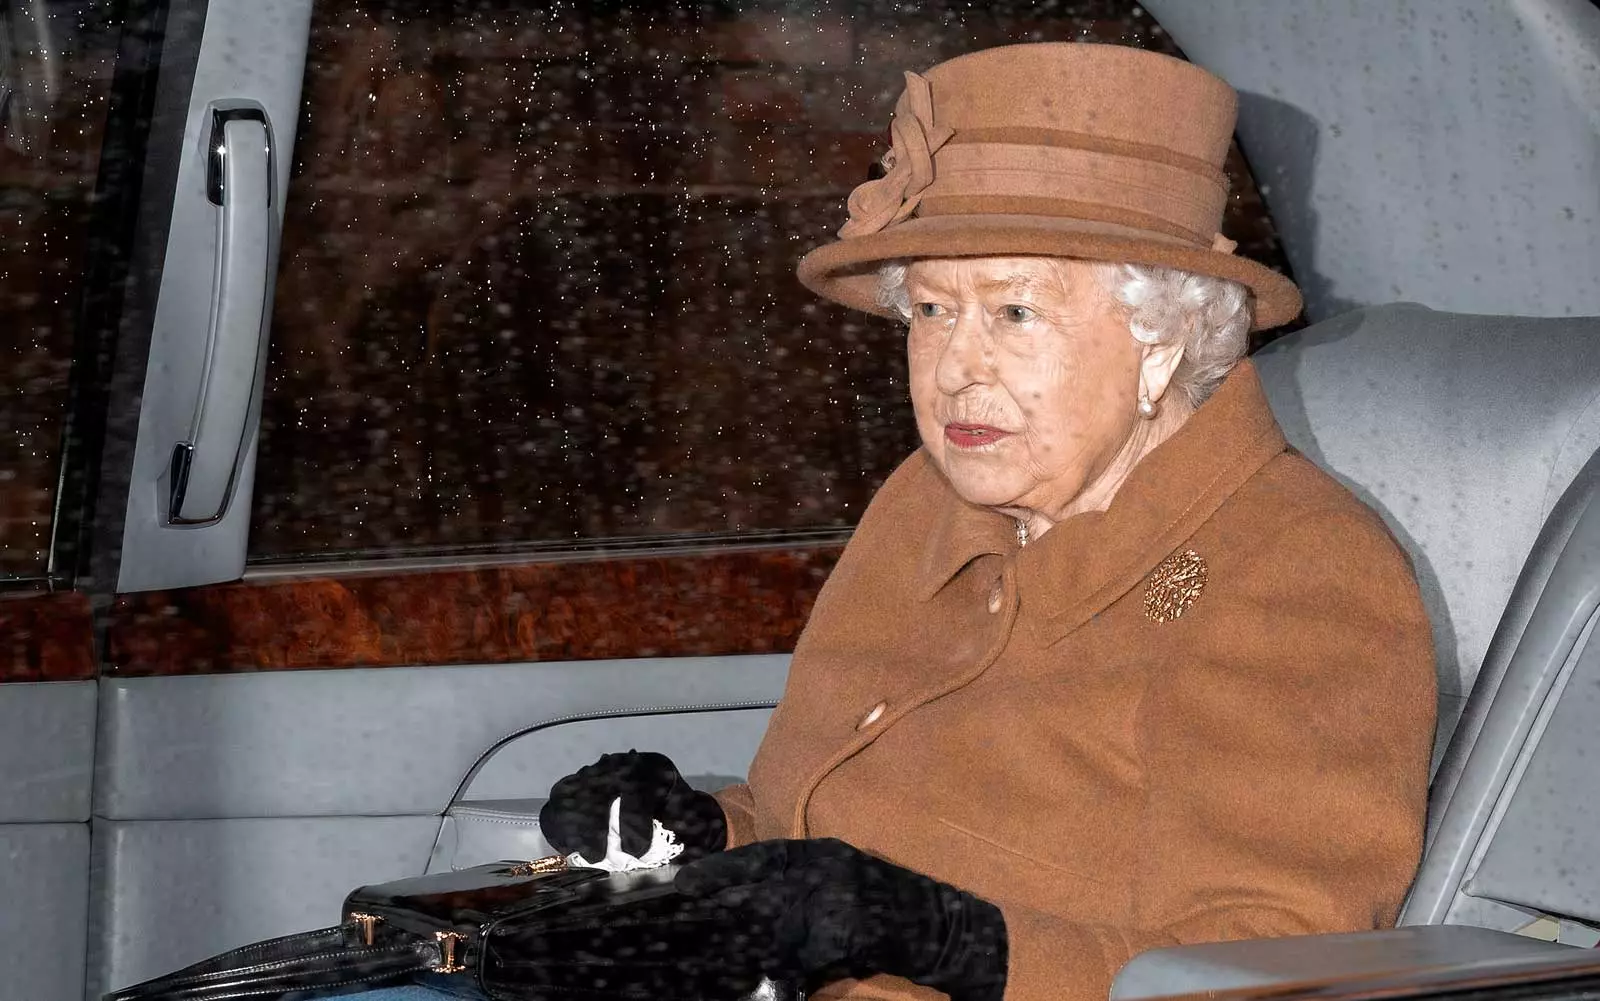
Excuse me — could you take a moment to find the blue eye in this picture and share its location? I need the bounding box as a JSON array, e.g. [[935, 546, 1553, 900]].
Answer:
[[1002, 304, 1036, 323], [914, 302, 944, 319]]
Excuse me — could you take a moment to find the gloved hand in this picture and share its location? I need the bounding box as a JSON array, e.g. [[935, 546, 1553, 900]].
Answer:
[[539, 750, 727, 863], [675, 838, 1007, 1001]]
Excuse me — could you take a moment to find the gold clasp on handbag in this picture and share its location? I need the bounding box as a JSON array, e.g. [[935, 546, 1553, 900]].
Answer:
[[433, 931, 467, 974], [506, 855, 569, 877], [349, 912, 382, 947]]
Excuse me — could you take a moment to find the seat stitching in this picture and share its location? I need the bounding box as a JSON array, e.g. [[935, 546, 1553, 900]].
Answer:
[[1540, 384, 1600, 522]]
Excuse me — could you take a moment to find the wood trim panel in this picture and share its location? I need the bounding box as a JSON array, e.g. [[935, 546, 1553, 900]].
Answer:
[[106, 546, 843, 676], [0, 590, 97, 682]]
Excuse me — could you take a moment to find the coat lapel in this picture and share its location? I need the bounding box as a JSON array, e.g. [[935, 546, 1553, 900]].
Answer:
[[1022, 360, 1287, 644], [911, 360, 1287, 641]]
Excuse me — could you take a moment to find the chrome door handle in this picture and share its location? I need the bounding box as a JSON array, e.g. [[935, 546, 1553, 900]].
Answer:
[[168, 102, 276, 524]]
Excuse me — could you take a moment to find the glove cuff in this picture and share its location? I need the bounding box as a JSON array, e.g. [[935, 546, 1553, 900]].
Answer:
[[672, 788, 729, 858], [919, 891, 1008, 1001]]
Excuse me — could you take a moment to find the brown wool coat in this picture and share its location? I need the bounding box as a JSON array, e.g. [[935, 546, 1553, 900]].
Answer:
[[715, 361, 1438, 1001]]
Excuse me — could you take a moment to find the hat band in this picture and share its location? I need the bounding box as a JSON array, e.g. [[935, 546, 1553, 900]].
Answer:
[[948, 126, 1227, 186], [915, 195, 1207, 245], [919, 142, 1227, 246]]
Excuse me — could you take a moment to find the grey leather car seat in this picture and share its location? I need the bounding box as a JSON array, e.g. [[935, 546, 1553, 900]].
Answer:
[[1112, 304, 1600, 998]]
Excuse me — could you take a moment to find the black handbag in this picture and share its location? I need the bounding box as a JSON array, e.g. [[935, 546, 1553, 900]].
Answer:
[[105, 857, 800, 1001]]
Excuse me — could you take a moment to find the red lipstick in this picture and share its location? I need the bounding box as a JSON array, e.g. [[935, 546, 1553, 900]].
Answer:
[[944, 423, 1013, 448]]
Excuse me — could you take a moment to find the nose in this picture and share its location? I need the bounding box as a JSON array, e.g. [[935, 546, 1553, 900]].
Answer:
[[934, 308, 992, 395]]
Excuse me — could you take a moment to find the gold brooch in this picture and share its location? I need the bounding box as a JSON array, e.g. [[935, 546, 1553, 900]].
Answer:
[[1144, 550, 1208, 623]]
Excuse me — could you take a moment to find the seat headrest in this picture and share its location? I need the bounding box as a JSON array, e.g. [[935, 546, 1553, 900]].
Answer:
[[1254, 303, 1600, 702]]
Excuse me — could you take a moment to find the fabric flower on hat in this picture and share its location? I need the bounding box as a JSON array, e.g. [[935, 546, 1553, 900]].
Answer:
[[839, 71, 955, 239]]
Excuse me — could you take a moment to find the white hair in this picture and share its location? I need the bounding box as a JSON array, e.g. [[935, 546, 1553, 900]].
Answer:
[[875, 259, 1253, 408]]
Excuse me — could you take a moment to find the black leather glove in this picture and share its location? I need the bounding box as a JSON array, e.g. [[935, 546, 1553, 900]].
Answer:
[[675, 838, 1007, 1001], [539, 750, 727, 862]]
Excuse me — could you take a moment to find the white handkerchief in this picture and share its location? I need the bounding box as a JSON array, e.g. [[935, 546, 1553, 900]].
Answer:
[[567, 796, 686, 872]]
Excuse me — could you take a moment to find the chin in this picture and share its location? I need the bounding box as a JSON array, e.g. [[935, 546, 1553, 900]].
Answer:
[[935, 456, 1030, 509]]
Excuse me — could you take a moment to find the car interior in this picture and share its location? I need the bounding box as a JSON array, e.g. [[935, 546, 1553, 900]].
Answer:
[[2, 1, 1599, 1000]]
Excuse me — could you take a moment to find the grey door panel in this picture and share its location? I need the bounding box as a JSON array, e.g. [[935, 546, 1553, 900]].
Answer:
[[88, 655, 791, 996], [0, 681, 96, 823], [0, 823, 89, 1001], [0, 682, 96, 1000], [88, 816, 438, 997], [96, 655, 790, 820]]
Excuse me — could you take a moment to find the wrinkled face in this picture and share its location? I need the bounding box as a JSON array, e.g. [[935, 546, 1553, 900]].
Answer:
[[905, 256, 1146, 518]]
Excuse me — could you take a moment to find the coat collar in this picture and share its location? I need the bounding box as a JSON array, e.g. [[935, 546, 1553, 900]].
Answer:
[[914, 360, 1288, 641]]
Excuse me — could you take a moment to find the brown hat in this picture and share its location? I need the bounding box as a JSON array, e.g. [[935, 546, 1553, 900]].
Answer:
[[796, 43, 1302, 330]]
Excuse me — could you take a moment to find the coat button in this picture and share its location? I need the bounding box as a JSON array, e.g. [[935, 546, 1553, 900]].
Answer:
[[857, 702, 886, 730], [987, 581, 1004, 614]]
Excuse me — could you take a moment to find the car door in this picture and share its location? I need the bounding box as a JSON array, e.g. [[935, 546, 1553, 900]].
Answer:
[[0, 2, 1296, 998]]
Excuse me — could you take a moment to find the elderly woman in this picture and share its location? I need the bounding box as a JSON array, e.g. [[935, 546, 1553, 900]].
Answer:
[[372, 40, 1437, 1001]]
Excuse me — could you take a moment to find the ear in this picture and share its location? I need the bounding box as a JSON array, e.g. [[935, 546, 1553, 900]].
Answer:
[[1138, 340, 1187, 406]]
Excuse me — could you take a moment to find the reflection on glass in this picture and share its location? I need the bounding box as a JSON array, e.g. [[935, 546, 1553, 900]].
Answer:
[[250, 0, 1292, 561], [0, 3, 119, 580]]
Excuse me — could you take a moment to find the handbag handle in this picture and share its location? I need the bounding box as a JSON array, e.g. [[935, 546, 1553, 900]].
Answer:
[[103, 921, 443, 1001]]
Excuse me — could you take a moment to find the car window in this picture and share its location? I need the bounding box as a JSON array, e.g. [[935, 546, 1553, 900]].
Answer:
[[244, 0, 1293, 565], [0, 3, 121, 581]]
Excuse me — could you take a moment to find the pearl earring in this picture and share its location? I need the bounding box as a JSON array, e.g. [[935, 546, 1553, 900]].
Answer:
[[1137, 394, 1159, 420]]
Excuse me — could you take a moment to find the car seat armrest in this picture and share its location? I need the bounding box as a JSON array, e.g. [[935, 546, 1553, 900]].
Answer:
[[1110, 926, 1580, 1000]]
